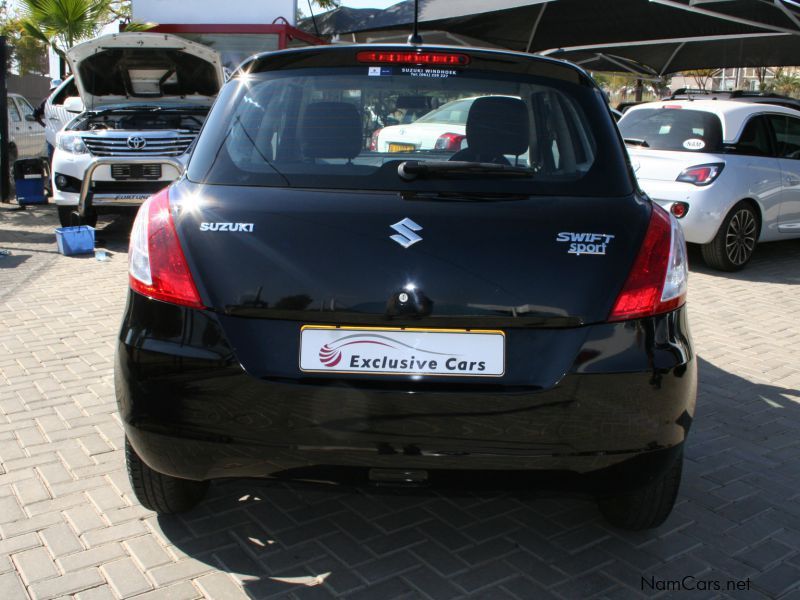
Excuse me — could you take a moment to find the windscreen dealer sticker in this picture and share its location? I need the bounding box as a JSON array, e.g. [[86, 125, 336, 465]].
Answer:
[[299, 326, 505, 377]]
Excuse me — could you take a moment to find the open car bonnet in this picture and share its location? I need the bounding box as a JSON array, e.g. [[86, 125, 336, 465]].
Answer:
[[66, 32, 224, 110]]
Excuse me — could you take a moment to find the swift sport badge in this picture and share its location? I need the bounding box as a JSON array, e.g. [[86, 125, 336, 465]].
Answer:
[[390, 218, 423, 248], [556, 232, 615, 256]]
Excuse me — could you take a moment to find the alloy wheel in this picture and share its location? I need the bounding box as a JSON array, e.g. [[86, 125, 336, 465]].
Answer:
[[725, 208, 757, 267]]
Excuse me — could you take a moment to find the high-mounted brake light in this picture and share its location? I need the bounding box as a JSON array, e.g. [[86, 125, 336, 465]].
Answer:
[[356, 51, 470, 66], [608, 204, 687, 322], [129, 188, 204, 309], [676, 163, 724, 186]]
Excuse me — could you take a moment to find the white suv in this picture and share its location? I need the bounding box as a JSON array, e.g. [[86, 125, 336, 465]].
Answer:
[[51, 32, 224, 227], [619, 99, 800, 270]]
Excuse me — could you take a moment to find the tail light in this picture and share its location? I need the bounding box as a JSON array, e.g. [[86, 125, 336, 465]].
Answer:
[[608, 204, 687, 322], [676, 163, 724, 186], [129, 188, 204, 309], [434, 132, 466, 151], [369, 128, 382, 151]]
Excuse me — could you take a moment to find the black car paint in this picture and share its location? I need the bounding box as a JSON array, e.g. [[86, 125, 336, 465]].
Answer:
[[116, 44, 696, 491], [172, 184, 649, 329], [117, 292, 694, 488]]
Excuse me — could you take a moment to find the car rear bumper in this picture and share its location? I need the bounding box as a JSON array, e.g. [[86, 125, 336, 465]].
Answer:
[[636, 178, 730, 244], [116, 293, 696, 485]]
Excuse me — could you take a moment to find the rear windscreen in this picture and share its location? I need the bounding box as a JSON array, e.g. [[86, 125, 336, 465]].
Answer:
[[618, 108, 723, 152], [187, 64, 631, 196]]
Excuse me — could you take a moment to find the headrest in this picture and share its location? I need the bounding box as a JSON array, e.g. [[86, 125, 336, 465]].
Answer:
[[301, 102, 363, 160], [466, 97, 529, 157]]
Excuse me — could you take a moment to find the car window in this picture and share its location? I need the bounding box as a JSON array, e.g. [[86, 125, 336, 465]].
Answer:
[[618, 108, 723, 152], [16, 97, 34, 117], [767, 114, 800, 159], [735, 116, 774, 157], [415, 99, 475, 125], [51, 79, 78, 106], [8, 100, 20, 122], [189, 66, 629, 197]]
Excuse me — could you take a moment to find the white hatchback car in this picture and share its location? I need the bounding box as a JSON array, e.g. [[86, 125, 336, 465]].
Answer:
[[619, 100, 800, 270]]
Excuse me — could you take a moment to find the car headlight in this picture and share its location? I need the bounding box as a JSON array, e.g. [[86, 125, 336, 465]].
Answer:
[[56, 133, 88, 154]]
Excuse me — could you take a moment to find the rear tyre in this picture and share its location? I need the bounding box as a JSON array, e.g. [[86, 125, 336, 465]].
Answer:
[[125, 437, 208, 514], [57, 205, 97, 228], [597, 449, 683, 531], [701, 201, 759, 271]]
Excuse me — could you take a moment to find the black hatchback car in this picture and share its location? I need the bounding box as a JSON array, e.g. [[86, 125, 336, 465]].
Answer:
[[117, 45, 696, 530]]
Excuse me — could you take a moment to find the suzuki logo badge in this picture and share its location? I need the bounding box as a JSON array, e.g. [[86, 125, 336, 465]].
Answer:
[[390, 218, 423, 248], [127, 136, 147, 150]]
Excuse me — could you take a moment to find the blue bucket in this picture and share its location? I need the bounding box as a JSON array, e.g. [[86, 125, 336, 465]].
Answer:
[[55, 226, 95, 256]]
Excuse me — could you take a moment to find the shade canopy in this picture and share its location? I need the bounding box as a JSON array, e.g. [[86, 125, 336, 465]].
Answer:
[[300, 0, 800, 76]]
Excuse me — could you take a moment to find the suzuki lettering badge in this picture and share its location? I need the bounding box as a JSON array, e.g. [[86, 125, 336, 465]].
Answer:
[[390, 217, 423, 248], [127, 136, 147, 150]]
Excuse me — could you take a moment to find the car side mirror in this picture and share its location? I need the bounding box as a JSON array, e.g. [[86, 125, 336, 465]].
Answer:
[[24, 114, 36, 122], [63, 96, 84, 114]]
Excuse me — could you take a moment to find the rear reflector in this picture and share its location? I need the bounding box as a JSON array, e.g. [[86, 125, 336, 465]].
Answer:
[[356, 51, 470, 65], [608, 204, 687, 322], [670, 201, 689, 218], [128, 188, 204, 309]]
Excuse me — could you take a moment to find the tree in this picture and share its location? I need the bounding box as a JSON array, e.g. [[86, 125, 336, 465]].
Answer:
[[0, 1, 49, 75], [755, 66, 773, 91], [768, 71, 800, 98], [683, 69, 718, 91]]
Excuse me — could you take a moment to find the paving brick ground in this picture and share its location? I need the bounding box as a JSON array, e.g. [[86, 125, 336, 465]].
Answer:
[[1, 202, 799, 599]]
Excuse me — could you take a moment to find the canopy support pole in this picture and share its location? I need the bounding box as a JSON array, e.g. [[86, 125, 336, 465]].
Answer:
[[774, 0, 800, 31], [659, 41, 686, 76], [525, 3, 548, 53], [652, 0, 800, 35], [595, 52, 660, 79]]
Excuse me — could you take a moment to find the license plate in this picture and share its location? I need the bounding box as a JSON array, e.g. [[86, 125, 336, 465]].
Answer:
[[388, 143, 416, 153], [299, 326, 505, 377]]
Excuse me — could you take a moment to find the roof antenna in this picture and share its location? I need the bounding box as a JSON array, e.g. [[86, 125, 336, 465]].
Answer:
[[307, 0, 320, 38], [407, 0, 423, 45]]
